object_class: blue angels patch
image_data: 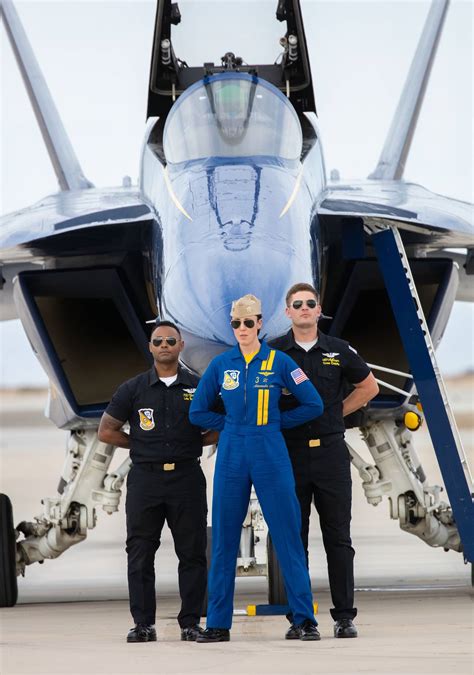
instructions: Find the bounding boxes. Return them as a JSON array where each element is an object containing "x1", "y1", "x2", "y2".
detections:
[
  {"x1": 138, "y1": 408, "x2": 155, "y2": 431},
  {"x1": 223, "y1": 370, "x2": 240, "y2": 390}
]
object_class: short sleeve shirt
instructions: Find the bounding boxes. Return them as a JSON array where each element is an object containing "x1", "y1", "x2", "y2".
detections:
[
  {"x1": 105, "y1": 365, "x2": 203, "y2": 464},
  {"x1": 268, "y1": 329, "x2": 371, "y2": 443}
]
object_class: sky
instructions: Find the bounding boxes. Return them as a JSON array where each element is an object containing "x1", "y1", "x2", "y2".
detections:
[{"x1": 1, "y1": 0, "x2": 473, "y2": 386}]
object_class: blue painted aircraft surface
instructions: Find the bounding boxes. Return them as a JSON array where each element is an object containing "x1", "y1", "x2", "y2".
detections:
[{"x1": 0, "y1": 0, "x2": 472, "y2": 607}]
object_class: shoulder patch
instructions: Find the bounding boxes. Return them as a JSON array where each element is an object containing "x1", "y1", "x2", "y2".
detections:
[{"x1": 290, "y1": 368, "x2": 309, "y2": 385}]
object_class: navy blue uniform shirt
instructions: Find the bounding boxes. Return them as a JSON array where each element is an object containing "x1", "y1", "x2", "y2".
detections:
[
  {"x1": 105, "y1": 365, "x2": 203, "y2": 464},
  {"x1": 269, "y1": 329, "x2": 371, "y2": 442}
]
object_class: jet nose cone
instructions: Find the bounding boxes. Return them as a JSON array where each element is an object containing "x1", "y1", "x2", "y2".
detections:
[{"x1": 161, "y1": 240, "x2": 296, "y2": 346}]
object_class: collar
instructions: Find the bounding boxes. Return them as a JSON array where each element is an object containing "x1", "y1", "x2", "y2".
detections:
[
  {"x1": 148, "y1": 364, "x2": 195, "y2": 387},
  {"x1": 228, "y1": 340, "x2": 271, "y2": 363},
  {"x1": 280, "y1": 328, "x2": 331, "y2": 352}
]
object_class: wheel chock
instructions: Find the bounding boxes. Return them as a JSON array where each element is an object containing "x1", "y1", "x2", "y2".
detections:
[{"x1": 244, "y1": 602, "x2": 318, "y2": 616}]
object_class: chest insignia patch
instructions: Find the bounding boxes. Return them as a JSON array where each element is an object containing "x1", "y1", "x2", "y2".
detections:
[
  {"x1": 138, "y1": 408, "x2": 155, "y2": 431},
  {"x1": 183, "y1": 387, "x2": 196, "y2": 401},
  {"x1": 223, "y1": 370, "x2": 240, "y2": 390},
  {"x1": 322, "y1": 352, "x2": 340, "y2": 366}
]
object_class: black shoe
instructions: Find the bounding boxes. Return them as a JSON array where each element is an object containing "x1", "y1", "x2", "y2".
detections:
[
  {"x1": 284, "y1": 624, "x2": 301, "y2": 640},
  {"x1": 126, "y1": 623, "x2": 157, "y2": 643},
  {"x1": 297, "y1": 620, "x2": 321, "y2": 641},
  {"x1": 334, "y1": 619, "x2": 358, "y2": 638},
  {"x1": 181, "y1": 624, "x2": 204, "y2": 641},
  {"x1": 196, "y1": 628, "x2": 230, "y2": 643}
]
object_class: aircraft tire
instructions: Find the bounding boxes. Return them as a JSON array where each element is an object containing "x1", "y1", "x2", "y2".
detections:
[
  {"x1": 266, "y1": 533, "x2": 287, "y2": 605},
  {"x1": 201, "y1": 525, "x2": 212, "y2": 617},
  {"x1": 0, "y1": 493, "x2": 18, "y2": 607}
]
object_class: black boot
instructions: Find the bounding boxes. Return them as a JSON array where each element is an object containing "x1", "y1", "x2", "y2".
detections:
[
  {"x1": 196, "y1": 628, "x2": 230, "y2": 643},
  {"x1": 181, "y1": 624, "x2": 204, "y2": 641},
  {"x1": 126, "y1": 623, "x2": 157, "y2": 643},
  {"x1": 296, "y1": 620, "x2": 321, "y2": 641},
  {"x1": 334, "y1": 619, "x2": 358, "y2": 638}
]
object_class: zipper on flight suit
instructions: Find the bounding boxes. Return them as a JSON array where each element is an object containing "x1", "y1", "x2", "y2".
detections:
[{"x1": 244, "y1": 361, "x2": 248, "y2": 423}]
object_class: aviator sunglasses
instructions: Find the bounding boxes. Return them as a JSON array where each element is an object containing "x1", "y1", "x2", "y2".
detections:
[
  {"x1": 291, "y1": 299, "x2": 318, "y2": 309},
  {"x1": 152, "y1": 336, "x2": 178, "y2": 346},
  {"x1": 230, "y1": 318, "x2": 256, "y2": 329}
]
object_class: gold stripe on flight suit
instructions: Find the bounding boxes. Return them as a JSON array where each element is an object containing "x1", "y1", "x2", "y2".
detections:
[
  {"x1": 257, "y1": 389, "x2": 264, "y2": 425},
  {"x1": 262, "y1": 389, "x2": 269, "y2": 425},
  {"x1": 266, "y1": 350, "x2": 276, "y2": 370}
]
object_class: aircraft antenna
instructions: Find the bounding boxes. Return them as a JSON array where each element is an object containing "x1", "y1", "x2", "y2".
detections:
[
  {"x1": 369, "y1": 0, "x2": 449, "y2": 181},
  {"x1": 1, "y1": 0, "x2": 94, "y2": 191}
]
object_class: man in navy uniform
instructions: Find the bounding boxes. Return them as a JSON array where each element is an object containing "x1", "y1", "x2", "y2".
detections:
[
  {"x1": 98, "y1": 321, "x2": 216, "y2": 643},
  {"x1": 269, "y1": 283, "x2": 379, "y2": 639}
]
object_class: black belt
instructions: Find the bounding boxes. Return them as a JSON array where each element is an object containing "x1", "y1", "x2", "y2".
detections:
[
  {"x1": 288, "y1": 433, "x2": 344, "y2": 448},
  {"x1": 136, "y1": 458, "x2": 200, "y2": 472}
]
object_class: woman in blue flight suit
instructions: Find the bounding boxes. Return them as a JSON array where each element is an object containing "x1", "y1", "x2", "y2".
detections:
[{"x1": 189, "y1": 294, "x2": 324, "y2": 642}]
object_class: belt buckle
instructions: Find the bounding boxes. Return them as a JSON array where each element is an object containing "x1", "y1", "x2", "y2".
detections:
[
  {"x1": 163, "y1": 463, "x2": 175, "y2": 471},
  {"x1": 308, "y1": 439, "x2": 320, "y2": 448}
]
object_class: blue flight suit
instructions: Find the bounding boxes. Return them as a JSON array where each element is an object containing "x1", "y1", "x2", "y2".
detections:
[{"x1": 189, "y1": 340, "x2": 324, "y2": 629}]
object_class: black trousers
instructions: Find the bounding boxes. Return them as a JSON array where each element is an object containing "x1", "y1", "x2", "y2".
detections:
[
  {"x1": 288, "y1": 436, "x2": 357, "y2": 621},
  {"x1": 125, "y1": 461, "x2": 208, "y2": 627}
]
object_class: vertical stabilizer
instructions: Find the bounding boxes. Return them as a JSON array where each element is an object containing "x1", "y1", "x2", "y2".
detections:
[
  {"x1": 1, "y1": 0, "x2": 93, "y2": 190},
  {"x1": 369, "y1": 0, "x2": 449, "y2": 181}
]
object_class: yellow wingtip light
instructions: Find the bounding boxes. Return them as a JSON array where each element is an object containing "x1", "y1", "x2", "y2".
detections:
[{"x1": 404, "y1": 411, "x2": 423, "y2": 431}]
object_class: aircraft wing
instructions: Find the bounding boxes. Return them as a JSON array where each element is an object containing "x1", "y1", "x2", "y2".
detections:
[
  {"x1": 318, "y1": 179, "x2": 474, "y2": 249},
  {"x1": 0, "y1": 187, "x2": 152, "y2": 259}
]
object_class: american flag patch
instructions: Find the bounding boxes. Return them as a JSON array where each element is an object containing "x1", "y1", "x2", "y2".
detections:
[{"x1": 291, "y1": 368, "x2": 308, "y2": 385}]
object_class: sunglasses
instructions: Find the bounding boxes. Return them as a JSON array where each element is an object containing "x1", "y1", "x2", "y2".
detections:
[
  {"x1": 152, "y1": 337, "x2": 178, "y2": 346},
  {"x1": 230, "y1": 318, "x2": 256, "y2": 329},
  {"x1": 291, "y1": 299, "x2": 318, "y2": 309}
]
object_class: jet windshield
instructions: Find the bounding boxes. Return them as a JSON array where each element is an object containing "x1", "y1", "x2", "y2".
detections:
[{"x1": 163, "y1": 74, "x2": 303, "y2": 164}]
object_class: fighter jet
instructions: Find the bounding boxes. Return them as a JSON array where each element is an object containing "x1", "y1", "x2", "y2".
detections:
[{"x1": 0, "y1": 0, "x2": 472, "y2": 608}]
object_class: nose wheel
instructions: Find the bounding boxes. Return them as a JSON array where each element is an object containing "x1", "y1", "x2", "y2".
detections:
[{"x1": 0, "y1": 494, "x2": 18, "y2": 607}]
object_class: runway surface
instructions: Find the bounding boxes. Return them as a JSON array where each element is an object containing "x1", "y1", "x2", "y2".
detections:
[{"x1": 0, "y1": 382, "x2": 473, "y2": 674}]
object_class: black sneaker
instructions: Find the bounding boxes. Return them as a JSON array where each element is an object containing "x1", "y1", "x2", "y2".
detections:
[
  {"x1": 126, "y1": 623, "x2": 157, "y2": 643},
  {"x1": 297, "y1": 620, "x2": 321, "y2": 641},
  {"x1": 284, "y1": 624, "x2": 300, "y2": 640},
  {"x1": 181, "y1": 624, "x2": 204, "y2": 641},
  {"x1": 334, "y1": 619, "x2": 358, "y2": 638},
  {"x1": 196, "y1": 628, "x2": 230, "y2": 643}
]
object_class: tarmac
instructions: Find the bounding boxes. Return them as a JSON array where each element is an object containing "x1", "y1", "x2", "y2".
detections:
[{"x1": 0, "y1": 383, "x2": 473, "y2": 675}]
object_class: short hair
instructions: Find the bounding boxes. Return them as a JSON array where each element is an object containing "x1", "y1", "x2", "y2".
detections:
[
  {"x1": 150, "y1": 320, "x2": 182, "y2": 339},
  {"x1": 286, "y1": 283, "x2": 320, "y2": 306}
]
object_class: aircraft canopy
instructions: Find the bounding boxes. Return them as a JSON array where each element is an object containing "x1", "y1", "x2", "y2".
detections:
[{"x1": 163, "y1": 73, "x2": 302, "y2": 164}]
